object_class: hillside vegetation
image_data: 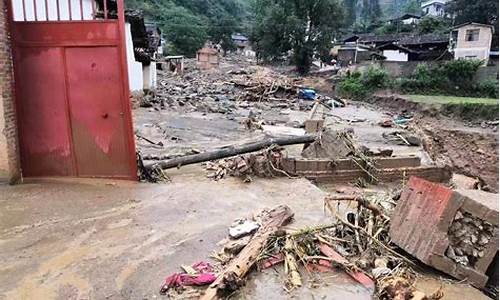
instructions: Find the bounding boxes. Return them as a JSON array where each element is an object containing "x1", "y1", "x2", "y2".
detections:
[{"x1": 125, "y1": 0, "x2": 253, "y2": 56}]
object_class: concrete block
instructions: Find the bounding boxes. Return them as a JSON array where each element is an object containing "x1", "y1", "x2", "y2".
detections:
[
  {"x1": 390, "y1": 177, "x2": 499, "y2": 287},
  {"x1": 455, "y1": 264, "x2": 489, "y2": 288},
  {"x1": 304, "y1": 119, "x2": 324, "y2": 133},
  {"x1": 429, "y1": 254, "x2": 457, "y2": 275}
]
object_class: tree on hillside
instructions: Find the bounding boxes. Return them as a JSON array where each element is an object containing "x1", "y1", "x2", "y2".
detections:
[
  {"x1": 124, "y1": 0, "x2": 253, "y2": 56},
  {"x1": 209, "y1": 15, "x2": 239, "y2": 55},
  {"x1": 446, "y1": 0, "x2": 499, "y2": 28},
  {"x1": 159, "y1": 6, "x2": 208, "y2": 56},
  {"x1": 417, "y1": 16, "x2": 450, "y2": 34},
  {"x1": 361, "y1": 0, "x2": 382, "y2": 25},
  {"x1": 343, "y1": 0, "x2": 357, "y2": 27},
  {"x1": 252, "y1": 0, "x2": 344, "y2": 74}
]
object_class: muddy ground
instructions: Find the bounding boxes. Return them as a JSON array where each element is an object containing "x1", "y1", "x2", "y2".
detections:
[
  {"x1": 366, "y1": 94, "x2": 499, "y2": 191},
  {"x1": 0, "y1": 56, "x2": 497, "y2": 300}
]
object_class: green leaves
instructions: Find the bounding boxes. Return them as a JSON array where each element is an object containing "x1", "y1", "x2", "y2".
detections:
[
  {"x1": 252, "y1": 0, "x2": 344, "y2": 74},
  {"x1": 124, "y1": 0, "x2": 253, "y2": 57}
]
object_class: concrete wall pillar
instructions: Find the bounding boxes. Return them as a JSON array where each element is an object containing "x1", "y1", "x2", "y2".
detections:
[{"x1": 0, "y1": 0, "x2": 21, "y2": 183}]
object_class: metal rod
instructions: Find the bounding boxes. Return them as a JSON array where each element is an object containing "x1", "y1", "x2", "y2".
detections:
[
  {"x1": 103, "y1": 0, "x2": 107, "y2": 19},
  {"x1": 68, "y1": 0, "x2": 72, "y2": 20},
  {"x1": 33, "y1": 0, "x2": 38, "y2": 21},
  {"x1": 79, "y1": 0, "x2": 83, "y2": 20},
  {"x1": 44, "y1": 0, "x2": 48, "y2": 20},
  {"x1": 56, "y1": 0, "x2": 60, "y2": 20},
  {"x1": 22, "y1": 0, "x2": 27, "y2": 21}
]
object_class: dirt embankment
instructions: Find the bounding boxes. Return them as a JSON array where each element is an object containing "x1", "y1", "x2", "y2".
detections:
[
  {"x1": 363, "y1": 94, "x2": 499, "y2": 191},
  {"x1": 367, "y1": 94, "x2": 499, "y2": 122},
  {"x1": 415, "y1": 120, "x2": 499, "y2": 192}
]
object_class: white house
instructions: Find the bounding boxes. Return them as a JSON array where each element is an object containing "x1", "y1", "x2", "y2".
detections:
[
  {"x1": 421, "y1": 0, "x2": 448, "y2": 17},
  {"x1": 450, "y1": 22, "x2": 494, "y2": 64},
  {"x1": 387, "y1": 14, "x2": 421, "y2": 26},
  {"x1": 125, "y1": 12, "x2": 162, "y2": 92}
]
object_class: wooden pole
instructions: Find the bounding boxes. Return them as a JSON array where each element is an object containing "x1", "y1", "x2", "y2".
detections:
[{"x1": 145, "y1": 135, "x2": 317, "y2": 171}]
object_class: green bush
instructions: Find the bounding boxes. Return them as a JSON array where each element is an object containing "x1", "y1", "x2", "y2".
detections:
[
  {"x1": 363, "y1": 65, "x2": 390, "y2": 89},
  {"x1": 338, "y1": 60, "x2": 495, "y2": 100},
  {"x1": 398, "y1": 60, "x2": 493, "y2": 98},
  {"x1": 474, "y1": 80, "x2": 499, "y2": 99},
  {"x1": 337, "y1": 66, "x2": 391, "y2": 99},
  {"x1": 442, "y1": 103, "x2": 499, "y2": 120},
  {"x1": 337, "y1": 72, "x2": 368, "y2": 100}
]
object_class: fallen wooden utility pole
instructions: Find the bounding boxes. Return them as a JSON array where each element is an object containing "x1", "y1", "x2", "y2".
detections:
[
  {"x1": 200, "y1": 205, "x2": 294, "y2": 300},
  {"x1": 145, "y1": 135, "x2": 316, "y2": 170}
]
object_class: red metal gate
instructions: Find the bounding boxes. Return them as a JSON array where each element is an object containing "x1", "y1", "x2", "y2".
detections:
[{"x1": 7, "y1": 0, "x2": 137, "y2": 179}]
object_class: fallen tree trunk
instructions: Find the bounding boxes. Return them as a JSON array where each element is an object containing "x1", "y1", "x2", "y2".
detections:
[
  {"x1": 145, "y1": 135, "x2": 316, "y2": 170},
  {"x1": 200, "y1": 205, "x2": 294, "y2": 300}
]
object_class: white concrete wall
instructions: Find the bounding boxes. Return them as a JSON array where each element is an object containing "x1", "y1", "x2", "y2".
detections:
[
  {"x1": 383, "y1": 50, "x2": 408, "y2": 62},
  {"x1": 125, "y1": 22, "x2": 143, "y2": 92},
  {"x1": 454, "y1": 25, "x2": 493, "y2": 64},
  {"x1": 142, "y1": 63, "x2": 157, "y2": 90},
  {"x1": 402, "y1": 18, "x2": 419, "y2": 25},
  {"x1": 12, "y1": 0, "x2": 94, "y2": 21}
]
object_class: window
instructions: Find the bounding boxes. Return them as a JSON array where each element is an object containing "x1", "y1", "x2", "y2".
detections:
[
  {"x1": 465, "y1": 29, "x2": 480, "y2": 42},
  {"x1": 465, "y1": 55, "x2": 478, "y2": 59}
]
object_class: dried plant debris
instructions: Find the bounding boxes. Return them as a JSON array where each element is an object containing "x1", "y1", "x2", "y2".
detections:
[
  {"x1": 204, "y1": 146, "x2": 293, "y2": 182},
  {"x1": 302, "y1": 128, "x2": 380, "y2": 184},
  {"x1": 137, "y1": 151, "x2": 170, "y2": 183},
  {"x1": 446, "y1": 209, "x2": 495, "y2": 267},
  {"x1": 203, "y1": 193, "x2": 444, "y2": 299}
]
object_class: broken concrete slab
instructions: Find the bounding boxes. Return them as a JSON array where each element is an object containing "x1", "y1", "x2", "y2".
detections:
[
  {"x1": 301, "y1": 129, "x2": 355, "y2": 160},
  {"x1": 389, "y1": 176, "x2": 499, "y2": 288}
]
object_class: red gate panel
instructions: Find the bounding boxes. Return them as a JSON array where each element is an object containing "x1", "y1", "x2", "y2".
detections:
[
  {"x1": 8, "y1": 0, "x2": 137, "y2": 179},
  {"x1": 65, "y1": 46, "x2": 132, "y2": 177},
  {"x1": 15, "y1": 47, "x2": 75, "y2": 176}
]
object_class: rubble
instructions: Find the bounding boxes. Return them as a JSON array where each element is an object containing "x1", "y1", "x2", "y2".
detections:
[
  {"x1": 229, "y1": 219, "x2": 260, "y2": 239},
  {"x1": 197, "y1": 189, "x2": 445, "y2": 299},
  {"x1": 389, "y1": 177, "x2": 499, "y2": 288},
  {"x1": 446, "y1": 210, "x2": 494, "y2": 267},
  {"x1": 204, "y1": 146, "x2": 291, "y2": 182}
]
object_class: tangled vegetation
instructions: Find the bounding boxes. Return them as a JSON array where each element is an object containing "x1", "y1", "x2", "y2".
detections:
[
  {"x1": 337, "y1": 65, "x2": 390, "y2": 100},
  {"x1": 338, "y1": 60, "x2": 499, "y2": 100}
]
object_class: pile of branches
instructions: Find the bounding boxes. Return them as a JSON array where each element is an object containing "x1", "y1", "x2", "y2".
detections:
[
  {"x1": 232, "y1": 71, "x2": 302, "y2": 102},
  {"x1": 204, "y1": 146, "x2": 293, "y2": 182},
  {"x1": 251, "y1": 192, "x2": 444, "y2": 300}
]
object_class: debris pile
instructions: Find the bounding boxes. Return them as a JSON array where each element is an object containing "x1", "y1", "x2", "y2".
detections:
[
  {"x1": 382, "y1": 131, "x2": 421, "y2": 147},
  {"x1": 446, "y1": 209, "x2": 494, "y2": 267},
  {"x1": 137, "y1": 57, "x2": 339, "y2": 115},
  {"x1": 231, "y1": 70, "x2": 300, "y2": 103},
  {"x1": 137, "y1": 152, "x2": 169, "y2": 183},
  {"x1": 204, "y1": 146, "x2": 291, "y2": 182},
  {"x1": 194, "y1": 195, "x2": 443, "y2": 299}
]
